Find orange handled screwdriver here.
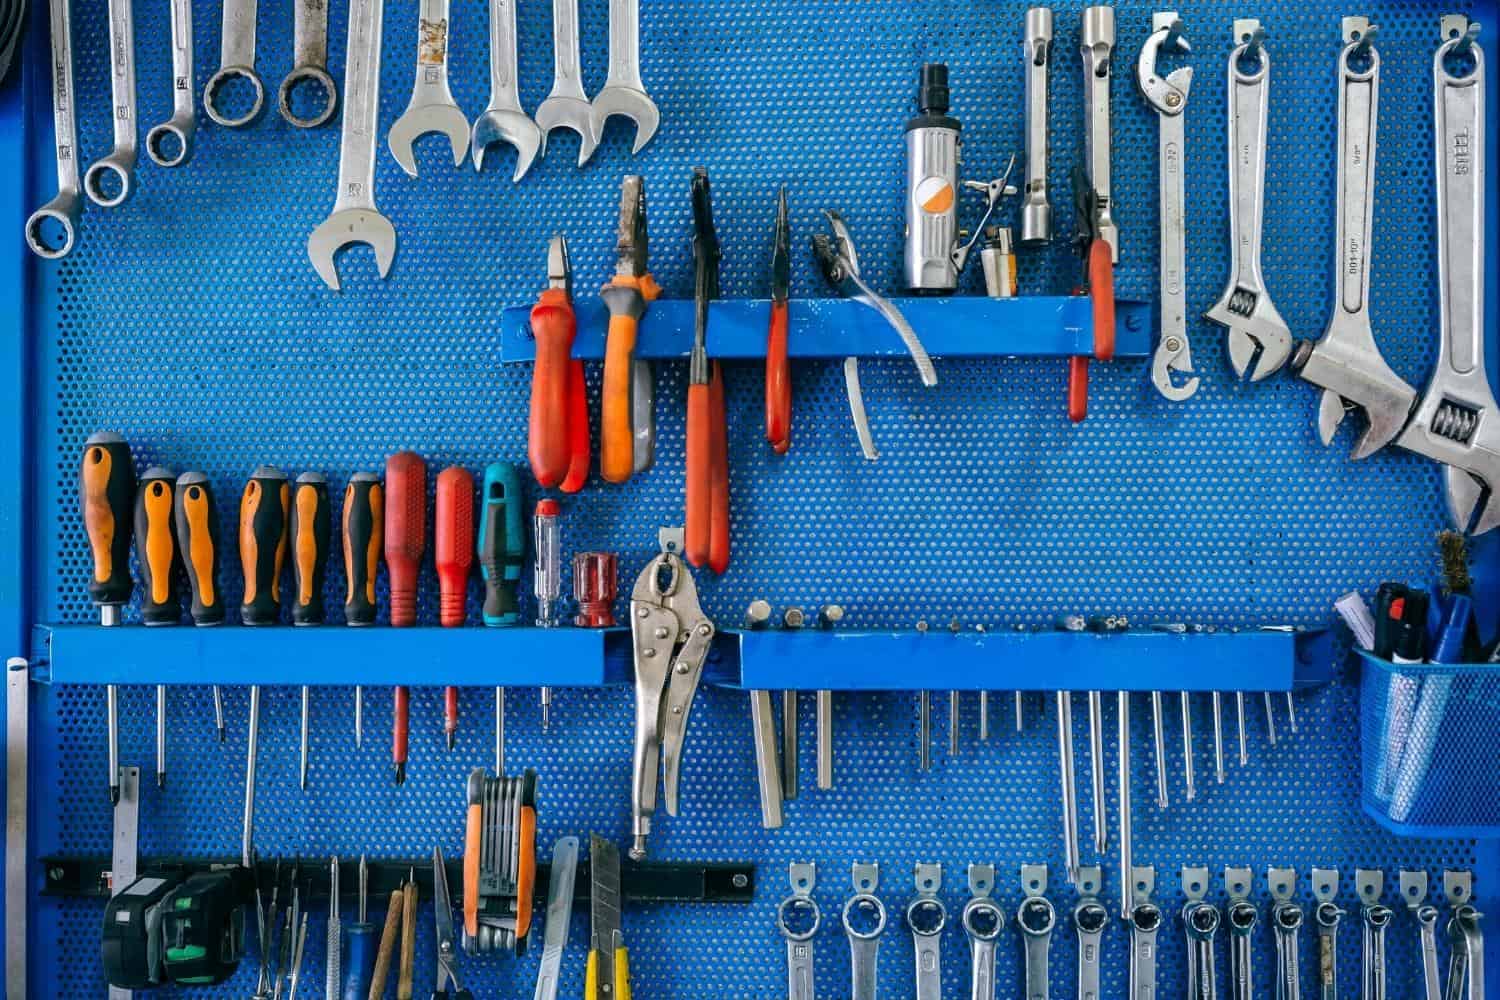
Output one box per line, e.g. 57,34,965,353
766,186,792,454
436,466,475,749
685,168,730,574
600,175,661,484
528,235,579,489
80,432,135,803
174,471,226,742
384,452,426,784
239,466,290,627
291,472,330,789
134,466,179,789
342,472,383,749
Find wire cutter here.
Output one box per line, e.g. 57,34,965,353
431,846,473,999
528,235,590,493
685,168,730,575
1067,164,1117,422
766,187,792,454
628,548,715,860
600,176,662,484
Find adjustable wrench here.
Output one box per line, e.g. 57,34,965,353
1080,7,1118,262
1270,867,1303,1000
535,0,599,165
1074,867,1108,1000
1206,20,1292,381
1138,13,1199,401
843,864,886,1000
471,0,541,180
1293,18,1415,458
204,0,266,127
307,0,396,291
1312,867,1345,1000
777,863,820,1000
1128,868,1161,1000
1020,8,1052,247
145,0,196,167
1018,865,1056,1000
1396,15,1499,535
1225,866,1257,1000
963,865,1004,1000
591,0,659,154
84,0,138,207
907,864,946,1000
278,0,337,128
388,0,469,176
25,0,82,258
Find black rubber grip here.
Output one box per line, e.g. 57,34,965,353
173,472,224,626
133,467,180,626
342,472,383,627
290,472,331,626
238,466,289,627
80,431,137,609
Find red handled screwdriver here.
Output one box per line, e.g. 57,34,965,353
435,466,475,749
384,452,426,784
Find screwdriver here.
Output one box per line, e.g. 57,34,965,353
80,431,135,804
397,868,417,1000
533,499,561,731
478,463,525,773
342,472,383,749
174,472,226,742
384,452,426,784
238,465,288,869
368,885,404,1000
134,466,180,790
291,472,330,789
436,466,475,749
341,855,374,1000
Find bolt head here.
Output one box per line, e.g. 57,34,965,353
1166,92,1181,108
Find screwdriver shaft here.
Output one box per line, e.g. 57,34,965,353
1285,691,1297,734
1151,690,1168,808
1015,690,1024,731
1236,692,1249,764
243,685,260,868
1212,692,1225,784
1117,690,1132,920
1263,692,1278,745
1056,690,1080,883
300,686,310,789
495,687,505,774
979,691,990,740
107,684,119,804
1180,691,1196,802
816,690,833,789
354,686,363,748
918,691,932,772
213,685,226,742
156,685,167,788
949,691,960,756
1088,690,1107,855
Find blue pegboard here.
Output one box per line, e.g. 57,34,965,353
6,0,1500,996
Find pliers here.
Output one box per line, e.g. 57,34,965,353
431,846,473,999
1068,164,1118,422
685,168,730,575
600,176,662,484
528,235,590,492
766,187,792,454
811,211,937,460
628,549,715,860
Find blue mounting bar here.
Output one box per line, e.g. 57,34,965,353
33,624,1332,693
500,296,1152,363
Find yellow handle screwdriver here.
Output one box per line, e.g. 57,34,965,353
133,466,179,790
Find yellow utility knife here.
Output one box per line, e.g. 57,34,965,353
584,835,630,1000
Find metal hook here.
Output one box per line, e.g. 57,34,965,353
1351,22,1379,60
1163,17,1189,54
1236,19,1266,63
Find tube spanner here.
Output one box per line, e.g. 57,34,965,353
1293,18,1415,458
203,0,265,127
85,0,138,207
843,864,887,1000
145,0,196,167
777,863,819,1000
1128,867,1161,1000
1020,8,1053,247
388,0,470,176
1395,16,1499,535
1137,13,1199,401
536,0,599,165
592,0,659,154
472,0,542,180
1312,868,1345,1000
1018,865,1055,1000
25,0,82,258
963,864,1004,1000
1206,20,1292,381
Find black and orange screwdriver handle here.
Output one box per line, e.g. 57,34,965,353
766,298,791,454
80,432,136,624
342,472,383,627
133,467,181,626
436,466,474,750
173,472,225,626
384,451,426,784
600,276,661,484
290,472,330,626
528,288,576,489
238,466,290,627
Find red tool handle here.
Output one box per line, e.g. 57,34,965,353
765,300,791,454
1068,356,1090,424
708,362,731,575
1088,239,1115,362
435,466,474,627
383,452,427,627
561,359,590,494
528,289,576,488
685,380,712,569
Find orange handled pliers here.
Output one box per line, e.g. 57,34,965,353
600,177,661,484
766,187,792,454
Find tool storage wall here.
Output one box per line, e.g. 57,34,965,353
4,0,1500,996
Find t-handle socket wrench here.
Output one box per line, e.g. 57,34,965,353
84,0,138,207
26,0,82,258
145,0,197,167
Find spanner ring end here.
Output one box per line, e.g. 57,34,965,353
278,66,338,129
204,66,267,128
83,157,136,209
146,119,196,169
24,200,80,260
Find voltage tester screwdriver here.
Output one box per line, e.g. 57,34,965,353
534,498,562,729
436,465,476,748
174,471,227,743
290,471,330,788
478,462,525,772
238,465,289,869
385,451,427,784
133,465,180,789
342,471,384,749
80,431,135,804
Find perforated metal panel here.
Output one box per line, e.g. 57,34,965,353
17,0,1500,995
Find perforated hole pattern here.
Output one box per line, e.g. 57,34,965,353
27,0,1491,995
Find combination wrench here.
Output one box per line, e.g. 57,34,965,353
591,0,659,154
963,865,1004,1000
471,0,542,180
1293,18,1415,459
145,0,196,167
1357,869,1392,1000
1020,7,1053,247
25,0,82,258
1270,867,1303,1000
1183,866,1218,1000
278,0,338,128
307,0,397,291
1313,867,1345,1000
908,864,946,1000
1226,867,1257,1000
1442,870,1482,1000
535,0,599,165
204,0,266,127
388,0,470,176
1400,870,1441,1000
1074,867,1108,1000
843,863,886,1000
1018,865,1056,1000
1395,15,1499,536
1206,20,1293,382
1137,13,1199,401
1128,868,1161,1000
777,863,819,1000
84,0,138,207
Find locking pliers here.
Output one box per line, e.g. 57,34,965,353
629,548,715,860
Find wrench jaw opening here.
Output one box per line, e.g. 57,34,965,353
278,66,339,130
306,211,398,293
1293,338,1417,461
145,118,196,169
1208,290,1292,383
24,194,81,261
535,99,600,167
472,111,542,181
591,88,660,157
388,105,472,178
203,67,266,128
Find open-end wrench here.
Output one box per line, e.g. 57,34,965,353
1018,865,1056,1000
1312,868,1344,1000
145,0,196,167
25,0,82,258
1270,867,1303,1000
1226,866,1258,1000
908,864,946,1000
591,0,658,155
84,0,137,207
1074,867,1108,1000
1138,13,1199,401
1020,8,1053,247
535,0,598,165
1293,18,1414,458
777,863,819,1000
204,0,266,127
387,0,469,176
278,0,337,128
471,0,541,180
843,863,886,1000
963,865,1004,1000
1206,20,1292,382
307,0,396,291
1128,868,1161,1000
1396,16,1499,535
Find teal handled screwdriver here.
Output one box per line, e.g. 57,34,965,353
477,462,525,773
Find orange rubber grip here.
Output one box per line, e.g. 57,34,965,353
435,466,474,627
383,452,426,628
708,363,730,576
1089,239,1116,362
463,802,481,938
561,360,591,494
601,312,641,484
514,804,537,940
1068,356,1090,424
766,300,791,454
528,289,576,488
684,381,712,569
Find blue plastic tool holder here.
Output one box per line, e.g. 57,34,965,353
6,0,1500,997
